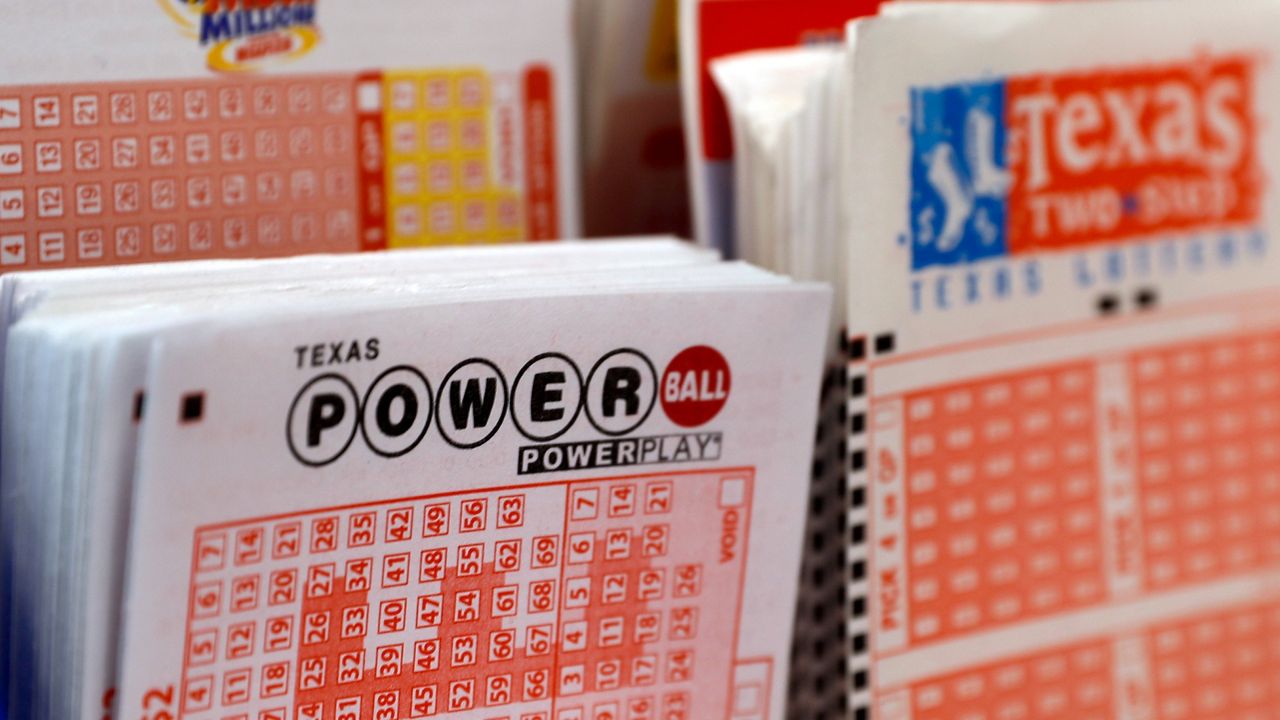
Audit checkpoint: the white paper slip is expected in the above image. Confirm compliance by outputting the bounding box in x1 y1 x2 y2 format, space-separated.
1 240 722 720
1 243 831 720
837 1 1280 718
0 0 579 269
118 277 828 720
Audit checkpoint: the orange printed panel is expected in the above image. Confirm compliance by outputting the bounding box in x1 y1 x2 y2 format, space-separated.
0 75 363 269
1130 332 1280 591
522 66 560 242
897 363 1106 645
1146 602 1280 720
878 600 1280 720
902 641 1115 720
1004 57 1261 253
876 329 1280 654
180 470 752 719
869 323 1280 717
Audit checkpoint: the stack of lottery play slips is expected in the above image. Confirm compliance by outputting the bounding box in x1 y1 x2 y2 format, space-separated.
715 0 1280 717
678 0 885 257
712 45 852 720
0 238 830 720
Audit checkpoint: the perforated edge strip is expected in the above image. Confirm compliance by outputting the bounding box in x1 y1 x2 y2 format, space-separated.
846 332 871 720
785 335 855 720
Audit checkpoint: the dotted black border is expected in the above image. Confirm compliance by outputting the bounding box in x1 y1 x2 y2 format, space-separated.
846 331 872 720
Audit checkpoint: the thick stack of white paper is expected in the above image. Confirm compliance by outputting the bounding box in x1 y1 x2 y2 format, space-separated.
713 46 851 720
717 0 1280 717
712 46 847 342
679 0 882 255
0 239 829 720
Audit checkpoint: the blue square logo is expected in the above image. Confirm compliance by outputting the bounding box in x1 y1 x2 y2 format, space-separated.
909 80 1011 270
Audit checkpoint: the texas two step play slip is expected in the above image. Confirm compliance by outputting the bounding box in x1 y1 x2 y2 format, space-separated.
0 239 830 720
842 3 1280 717
712 0 1280 718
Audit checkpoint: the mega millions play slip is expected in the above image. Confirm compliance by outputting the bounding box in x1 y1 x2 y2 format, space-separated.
836 1 1280 719
0 0 578 271
0 239 831 720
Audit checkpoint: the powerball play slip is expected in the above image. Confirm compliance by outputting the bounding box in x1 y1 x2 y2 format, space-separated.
0 0 577 271
842 2 1280 719
112 286 829 720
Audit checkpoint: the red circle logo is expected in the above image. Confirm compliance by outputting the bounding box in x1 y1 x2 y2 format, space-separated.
661 346 731 428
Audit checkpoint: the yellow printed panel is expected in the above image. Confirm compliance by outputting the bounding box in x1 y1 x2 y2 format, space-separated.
646 0 680 83
382 69 525 247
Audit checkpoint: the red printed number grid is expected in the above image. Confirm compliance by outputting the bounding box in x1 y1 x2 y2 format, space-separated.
0 67 561 269
870 327 1280 654
181 469 754 720
879 599 1280 720
0 76 363 268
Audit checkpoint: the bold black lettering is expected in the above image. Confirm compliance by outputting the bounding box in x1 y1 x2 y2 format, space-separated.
449 378 497 429
518 446 541 473
602 366 641 418
531 372 565 422
307 393 346 447
375 384 418 437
